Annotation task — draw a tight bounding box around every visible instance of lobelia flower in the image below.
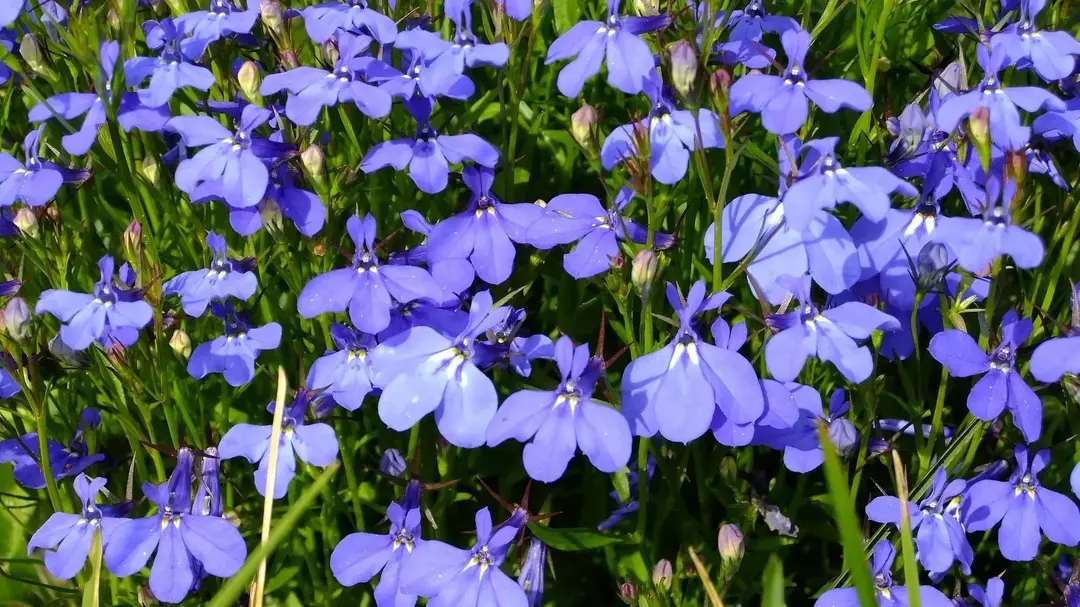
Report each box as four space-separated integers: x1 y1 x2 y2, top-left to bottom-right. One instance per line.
124 18 215 108
361 104 500 194
331 480 422 605
394 9 508 98
928 310 1042 442
544 0 671 98
0 0 19 27
218 391 339 499
990 0 1080 82
163 230 257 317
729 28 872 135
0 366 19 398
866 467 974 575
394 209 476 294
427 166 541 285
0 433 104 489
27 474 130 580
964 445 1080 561
29 41 168 156
0 29 15 86
298 214 446 334
621 281 764 443
365 50 475 106
193 447 223 518
371 291 507 448
187 303 281 386
104 449 246 604
298 0 397 45
169 104 293 210
779 137 917 232
0 126 89 207
36 255 153 351
695 0 797 69
518 537 546 606
764 274 900 383
967 578 1005 607
936 46 1065 149
601 70 724 184
380 448 407 477
599 455 654 530
1034 97 1080 153
525 187 674 279
399 507 528 606
753 387 856 473
487 336 632 482
306 323 378 411
174 0 260 60
259 32 391 125
815 541 954 607
228 164 326 237
1028 284 1080 383
470 308 555 378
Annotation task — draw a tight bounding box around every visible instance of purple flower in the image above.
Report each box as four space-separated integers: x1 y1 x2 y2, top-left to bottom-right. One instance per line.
526 187 673 279
964 445 1080 561
366 50 475 105
544 0 670 98
174 0 259 60
298 214 446 334
218 391 339 499
399 507 528 606
393 209 476 294
123 18 215 108
621 281 764 443
815 541 953 607
394 10 508 98
0 127 89 207
487 336 632 482
104 449 246 604
780 137 917 231
764 274 900 383
193 446 222 518
601 70 724 184
361 106 500 194
306 323 378 411
427 166 541 285
371 291 506 448
928 310 1042 442
730 28 872 135
990 0 1080 82
1029 284 1080 383
0 366 19 398
163 231 257 317
36 255 153 351
331 481 422 604
0 29 15 86
27 474 128 579
696 0 797 69
936 46 1065 149
259 32 392 125
29 41 168 155
299 0 397 45
968 578 1005 607
866 467 973 575
0 433 104 489
0 1 20 27
470 308 555 377
187 303 281 386
169 104 291 210
517 537 545 606
598 455 654 530
1034 98 1080 153
753 387 855 473
229 164 326 237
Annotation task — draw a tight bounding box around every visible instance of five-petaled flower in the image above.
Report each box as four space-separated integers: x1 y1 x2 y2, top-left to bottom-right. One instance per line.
163 230 257 317
187 303 282 386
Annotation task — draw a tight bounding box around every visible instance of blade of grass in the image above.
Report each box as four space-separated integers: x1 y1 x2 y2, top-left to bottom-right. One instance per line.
250 366 289 607
816 421 877 607
762 554 786 607
80 529 102 607
688 547 725 607
891 451 922 607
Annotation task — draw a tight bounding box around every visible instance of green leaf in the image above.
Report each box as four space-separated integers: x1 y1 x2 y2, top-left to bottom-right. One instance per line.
761 554 786 607
80 529 102 607
553 0 582 34
527 524 630 551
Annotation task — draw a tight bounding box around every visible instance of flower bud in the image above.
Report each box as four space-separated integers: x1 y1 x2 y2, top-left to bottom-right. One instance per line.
518 538 547 606
1065 373 1080 406
0 280 19 297
631 249 658 296
321 40 340 67
260 198 283 232
123 219 142 262
618 581 638 604
140 154 161 185
670 40 698 98
571 103 597 149
652 559 673 591
261 0 286 38
633 0 659 15
379 448 407 477
49 334 86 367
138 586 159 606
169 329 192 359
237 60 262 105
20 34 48 75
717 523 744 562
301 144 325 186
13 207 38 237
4 297 30 341
828 418 858 455
968 106 992 174
916 241 949 291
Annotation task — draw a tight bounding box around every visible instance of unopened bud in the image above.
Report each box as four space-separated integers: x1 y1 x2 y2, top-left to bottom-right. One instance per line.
169 329 192 359
123 219 142 261
259 198 283 231
633 0 659 15
49 334 86 366
313 243 327 257
709 68 732 113
237 60 262 105
717 524 744 562
20 34 48 75
321 40 340 67
618 581 638 604
301 144 325 186
137 586 159 606
968 106 991 174
916 241 949 290
140 155 160 185
571 103 597 149
261 0 286 37
4 297 30 341
631 249 658 295
828 418 858 455
379 448 407 477
670 40 698 98
13 207 38 237
652 559 673 591
0 280 19 297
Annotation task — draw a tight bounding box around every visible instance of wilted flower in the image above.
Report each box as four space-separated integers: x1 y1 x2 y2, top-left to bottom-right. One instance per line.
519 537 547 605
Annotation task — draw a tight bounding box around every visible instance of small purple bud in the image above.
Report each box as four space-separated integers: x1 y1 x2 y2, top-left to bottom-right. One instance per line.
571 104 597 149
517 538 546 607
379 449 407 477
123 219 142 262
3 297 28 341
619 581 638 603
828 418 858 456
0 280 20 297
80 408 102 431
652 559 673 591
717 523 744 562
916 241 950 289
194 446 223 517
670 40 697 98
868 438 890 455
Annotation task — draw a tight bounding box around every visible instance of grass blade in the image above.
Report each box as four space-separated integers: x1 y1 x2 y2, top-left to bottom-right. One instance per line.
892 451 922 607
250 366 289 607
761 554 786 607
80 529 102 607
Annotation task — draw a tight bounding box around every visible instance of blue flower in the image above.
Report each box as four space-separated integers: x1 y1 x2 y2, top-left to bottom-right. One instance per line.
1029 284 1080 383
27 474 130 580
229 164 326 237
365 49 475 105
730 28 872 135
218 391 339 499
394 10 508 97
298 0 397 45
371 291 506 448
598 455 653 530
601 70 724 184
298 214 447 334
36 255 153 351
0 433 105 489
545 0 670 97
163 230 257 317
306 323 378 412
967 577 1005 607
123 18 215 108
470 308 555 377
187 303 281 386
0 127 89 207
752 387 856 473
0 29 16 86
990 0 1080 82
517 538 546 606
815 541 953 607
487 336 632 482
0 0 20 27
174 0 260 60
104 449 246 604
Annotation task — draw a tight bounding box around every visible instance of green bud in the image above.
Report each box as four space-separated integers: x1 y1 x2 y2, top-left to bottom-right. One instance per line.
20 34 48 75
4 297 30 341
968 106 992 175
169 329 192 359
670 40 697 98
571 103 597 149
13 207 38 237
301 144 326 186
237 60 263 106
261 0 286 38
140 155 161 185
631 249 658 296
